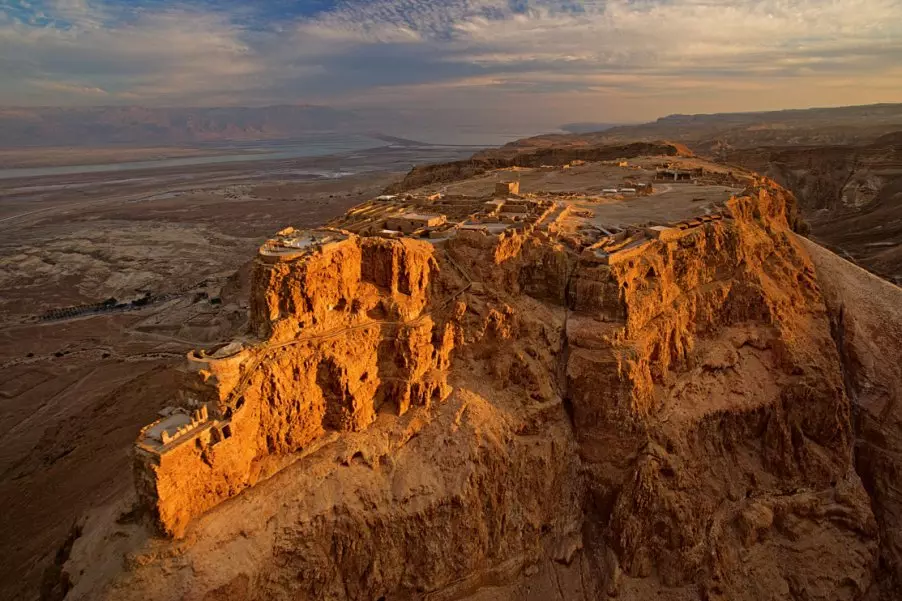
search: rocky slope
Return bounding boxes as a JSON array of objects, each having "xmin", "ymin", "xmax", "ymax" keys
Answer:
[
  {"xmin": 724, "ymin": 134, "xmax": 902, "ymax": 283},
  {"xmin": 55, "ymin": 168, "xmax": 902, "ymax": 601},
  {"xmin": 800, "ymin": 237, "xmax": 902, "ymax": 599}
]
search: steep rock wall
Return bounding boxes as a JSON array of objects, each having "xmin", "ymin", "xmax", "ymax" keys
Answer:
[
  {"xmin": 801, "ymin": 236, "xmax": 902, "ymax": 600},
  {"xmin": 565, "ymin": 181, "xmax": 877, "ymax": 599},
  {"xmin": 134, "ymin": 236, "xmax": 458, "ymax": 537},
  {"xmin": 68, "ymin": 180, "xmax": 885, "ymax": 601}
]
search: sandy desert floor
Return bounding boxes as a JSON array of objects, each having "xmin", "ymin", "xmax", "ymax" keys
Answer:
[{"xmin": 0, "ymin": 146, "xmax": 476, "ymax": 601}]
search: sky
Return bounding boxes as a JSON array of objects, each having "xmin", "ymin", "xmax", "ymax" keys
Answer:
[{"xmin": 1, "ymin": 0, "xmax": 901, "ymax": 131}]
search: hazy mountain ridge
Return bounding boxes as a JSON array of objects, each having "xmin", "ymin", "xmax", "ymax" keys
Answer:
[
  {"xmin": 559, "ymin": 122, "xmax": 621, "ymax": 134},
  {"xmin": 0, "ymin": 105, "xmax": 365, "ymax": 147},
  {"xmin": 541, "ymin": 103, "xmax": 902, "ymax": 151}
]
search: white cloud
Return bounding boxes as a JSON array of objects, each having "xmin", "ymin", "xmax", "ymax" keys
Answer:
[{"xmin": 0, "ymin": 0, "xmax": 900, "ymax": 126}]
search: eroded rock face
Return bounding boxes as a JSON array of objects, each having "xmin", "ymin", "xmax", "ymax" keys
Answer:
[
  {"xmin": 66, "ymin": 178, "xmax": 889, "ymax": 600},
  {"xmin": 567, "ymin": 184, "xmax": 877, "ymax": 599},
  {"xmin": 725, "ymin": 138, "xmax": 902, "ymax": 283},
  {"xmin": 134, "ymin": 235, "xmax": 458, "ymax": 538},
  {"xmin": 801, "ymin": 237, "xmax": 902, "ymax": 599}
]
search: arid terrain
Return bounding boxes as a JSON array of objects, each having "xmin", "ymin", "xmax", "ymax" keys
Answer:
[
  {"xmin": 722, "ymin": 133, "xmax": 902, "ymax": 284},
  {"xmin": 0, "ymin": 136, "xmax": 898, "ymax": 601},
  {"xmin": 0, "ymin": 145, "xmax": 475, "ymax": 601},
  {"xmin": 1, "ymin": 119, "xmax": 901, "ymax": 601},
  {"xmin": 502, "ymin": 104, "xmax": 902, "ymax": 283}
]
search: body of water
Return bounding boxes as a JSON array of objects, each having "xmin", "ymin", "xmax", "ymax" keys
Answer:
[{"xmin": 0, "ymin": 134, "xmax": 391, "ymax": 180}]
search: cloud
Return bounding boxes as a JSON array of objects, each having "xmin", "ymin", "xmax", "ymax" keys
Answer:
[
  {"xmin": 0, "ymin": 0, "xmax": 900, "ymax": 127},
  {"xmin": 28, "ymin": 79, "xmax": 110, "ymax": 95}
]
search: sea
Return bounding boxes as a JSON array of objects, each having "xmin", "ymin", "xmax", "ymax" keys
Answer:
[{"xmin": 0, "ymin": 130, "xmax": 536, "ymax": 181}]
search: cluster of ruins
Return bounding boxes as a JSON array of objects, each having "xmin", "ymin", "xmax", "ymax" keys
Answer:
[
  {"xmin": 329, "ymin": 179, "xmax": 559, "ymax": 241},
  {"xmin": 259, "ymin": 228, "xmax": 349, "ymax": 260},
  {"xmin": 133, "ymin": 159, "xmax": 743, "ymax": 538},
  {"xmin": 581, "ymin": 213, "xmax": 727, "ymax": 265}
]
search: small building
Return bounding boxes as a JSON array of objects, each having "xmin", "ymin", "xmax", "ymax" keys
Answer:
[
  {"xmin": 483, "ymin": 199, "xmax": 506, "ymax": 215},
  {"xmin": 635, "ymin": 182, "xmax": 654, "ymax": 196},
  {"xmin": 656, "ymin": 169, "xmax": 693, "ymax": 182},
  {"xmin": 144, "ymin": 405, "xmax": 210, "ymax": 446},
  {"xmin": 645, "ymin": 225, "xmax": 684, "ymax": 242},
  {"xmin": 619, "ymin": 188, "xmax": 638, "ymax": 197},
  {"xmin": 502, "ymin": 200, "xmax": 533, "ymax": 214},
  {"xmin": 601, "ymin": 188, "xmax": 619, "ymax": 196},
  {"xmin": 385, "ymin": 213, "xmax": 447, "ymax": 234},
  {"xmin": 495, "ymin": 181, "xmax": 520, "ymax": 197}
]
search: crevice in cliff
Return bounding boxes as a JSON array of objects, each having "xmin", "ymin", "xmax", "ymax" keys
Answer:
[
  {"xmin": 829, "ymin": 301, "xmax": 901, "ymax": 596},
  {"xmin": 834, "ymin": 155, "xmax": 861, "ymax": 213},
  {"xmin": 558, "ymin": 262, "xmax": 578, "ymax": 431},
  {"xmin": 39, "ymin": 521, "xmax": 82, "ymax": 601},
  {"xmin": 828, "ymin": 303, "xmax": 874, "ymax": 474}
]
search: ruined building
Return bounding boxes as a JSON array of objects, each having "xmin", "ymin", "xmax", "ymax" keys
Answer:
[{"xmin": 134, "ymin": 228, "xmax": 459, "ymax": 536}]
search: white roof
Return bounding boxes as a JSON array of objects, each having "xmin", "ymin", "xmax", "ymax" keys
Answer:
[
  {"xmin": 145, "ymin": 412, "xmax": 192, "ymax": 443},
  {"xmin": 399, "ymin": 212, "xmax": 444, "ymax": 221}
]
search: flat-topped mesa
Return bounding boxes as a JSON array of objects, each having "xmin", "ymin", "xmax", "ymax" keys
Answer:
[
  {"xmin": 134, "ymin": 228, "xmax": 459, "ymax": 538},
  {"xmin": 131, "ymin": 169, "xmax": 811, "ymax": 541},
  {"xmin": 132, "ymin": 175, "xmax": 790, "ymax": 539},
  {"xmin": 89, "ymin": 161, "xmax": 889, "ymax": 600}
]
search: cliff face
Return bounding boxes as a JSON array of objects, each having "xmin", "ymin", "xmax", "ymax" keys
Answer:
[
  {"xmin": 133, "ymin": 234, "xmax": 458, "ymax": 537},
  {"xmin": 725, "ymin": 136, "xmax": 902, "ymax": 283},
  {"xmin": 64, "ymin": 178, "xmax": 893, "ymax": 600},
  {"xmin": 566, "ymin": 184, "xmax": 876, "ymax": 599}
]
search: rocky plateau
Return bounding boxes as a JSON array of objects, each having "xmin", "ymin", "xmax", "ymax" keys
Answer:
[{"xmin": 36, "ymin": 149, "xmax": 902, "ymax": 601}]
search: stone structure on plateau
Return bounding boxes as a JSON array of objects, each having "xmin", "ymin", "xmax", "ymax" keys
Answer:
[
  {"xmin": 78, "ymin": 151, "xmax": 897, "ymax": 601},
  {"xmin": 134, "ymin": 228, "xmax": 459, "ymax": 537}
]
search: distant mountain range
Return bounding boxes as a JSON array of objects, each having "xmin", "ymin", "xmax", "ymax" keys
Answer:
[
  {"xmin": 550, "ymin": 103, "xmax": 902, "ymax": 152},
  {"xmin": 0, "ymin": 105, "xmax": 365, "ymax": 147},
  {"xmin": 4, "ymin": 102, "xmax": 901, "ymax": 151},
  {"xmin": 559, "ymin": 122, "xmax": 621, "ymax": 134}
]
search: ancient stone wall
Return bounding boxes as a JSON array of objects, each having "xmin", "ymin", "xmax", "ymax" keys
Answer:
[{"xmin": 134, "ymin": 236, "xmax": 457, "ymax": 537}]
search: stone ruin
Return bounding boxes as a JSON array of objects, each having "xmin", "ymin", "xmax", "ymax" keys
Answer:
[{"xmin": 494, "ymin": 181, "xmax": 520, "ymax": 196}]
